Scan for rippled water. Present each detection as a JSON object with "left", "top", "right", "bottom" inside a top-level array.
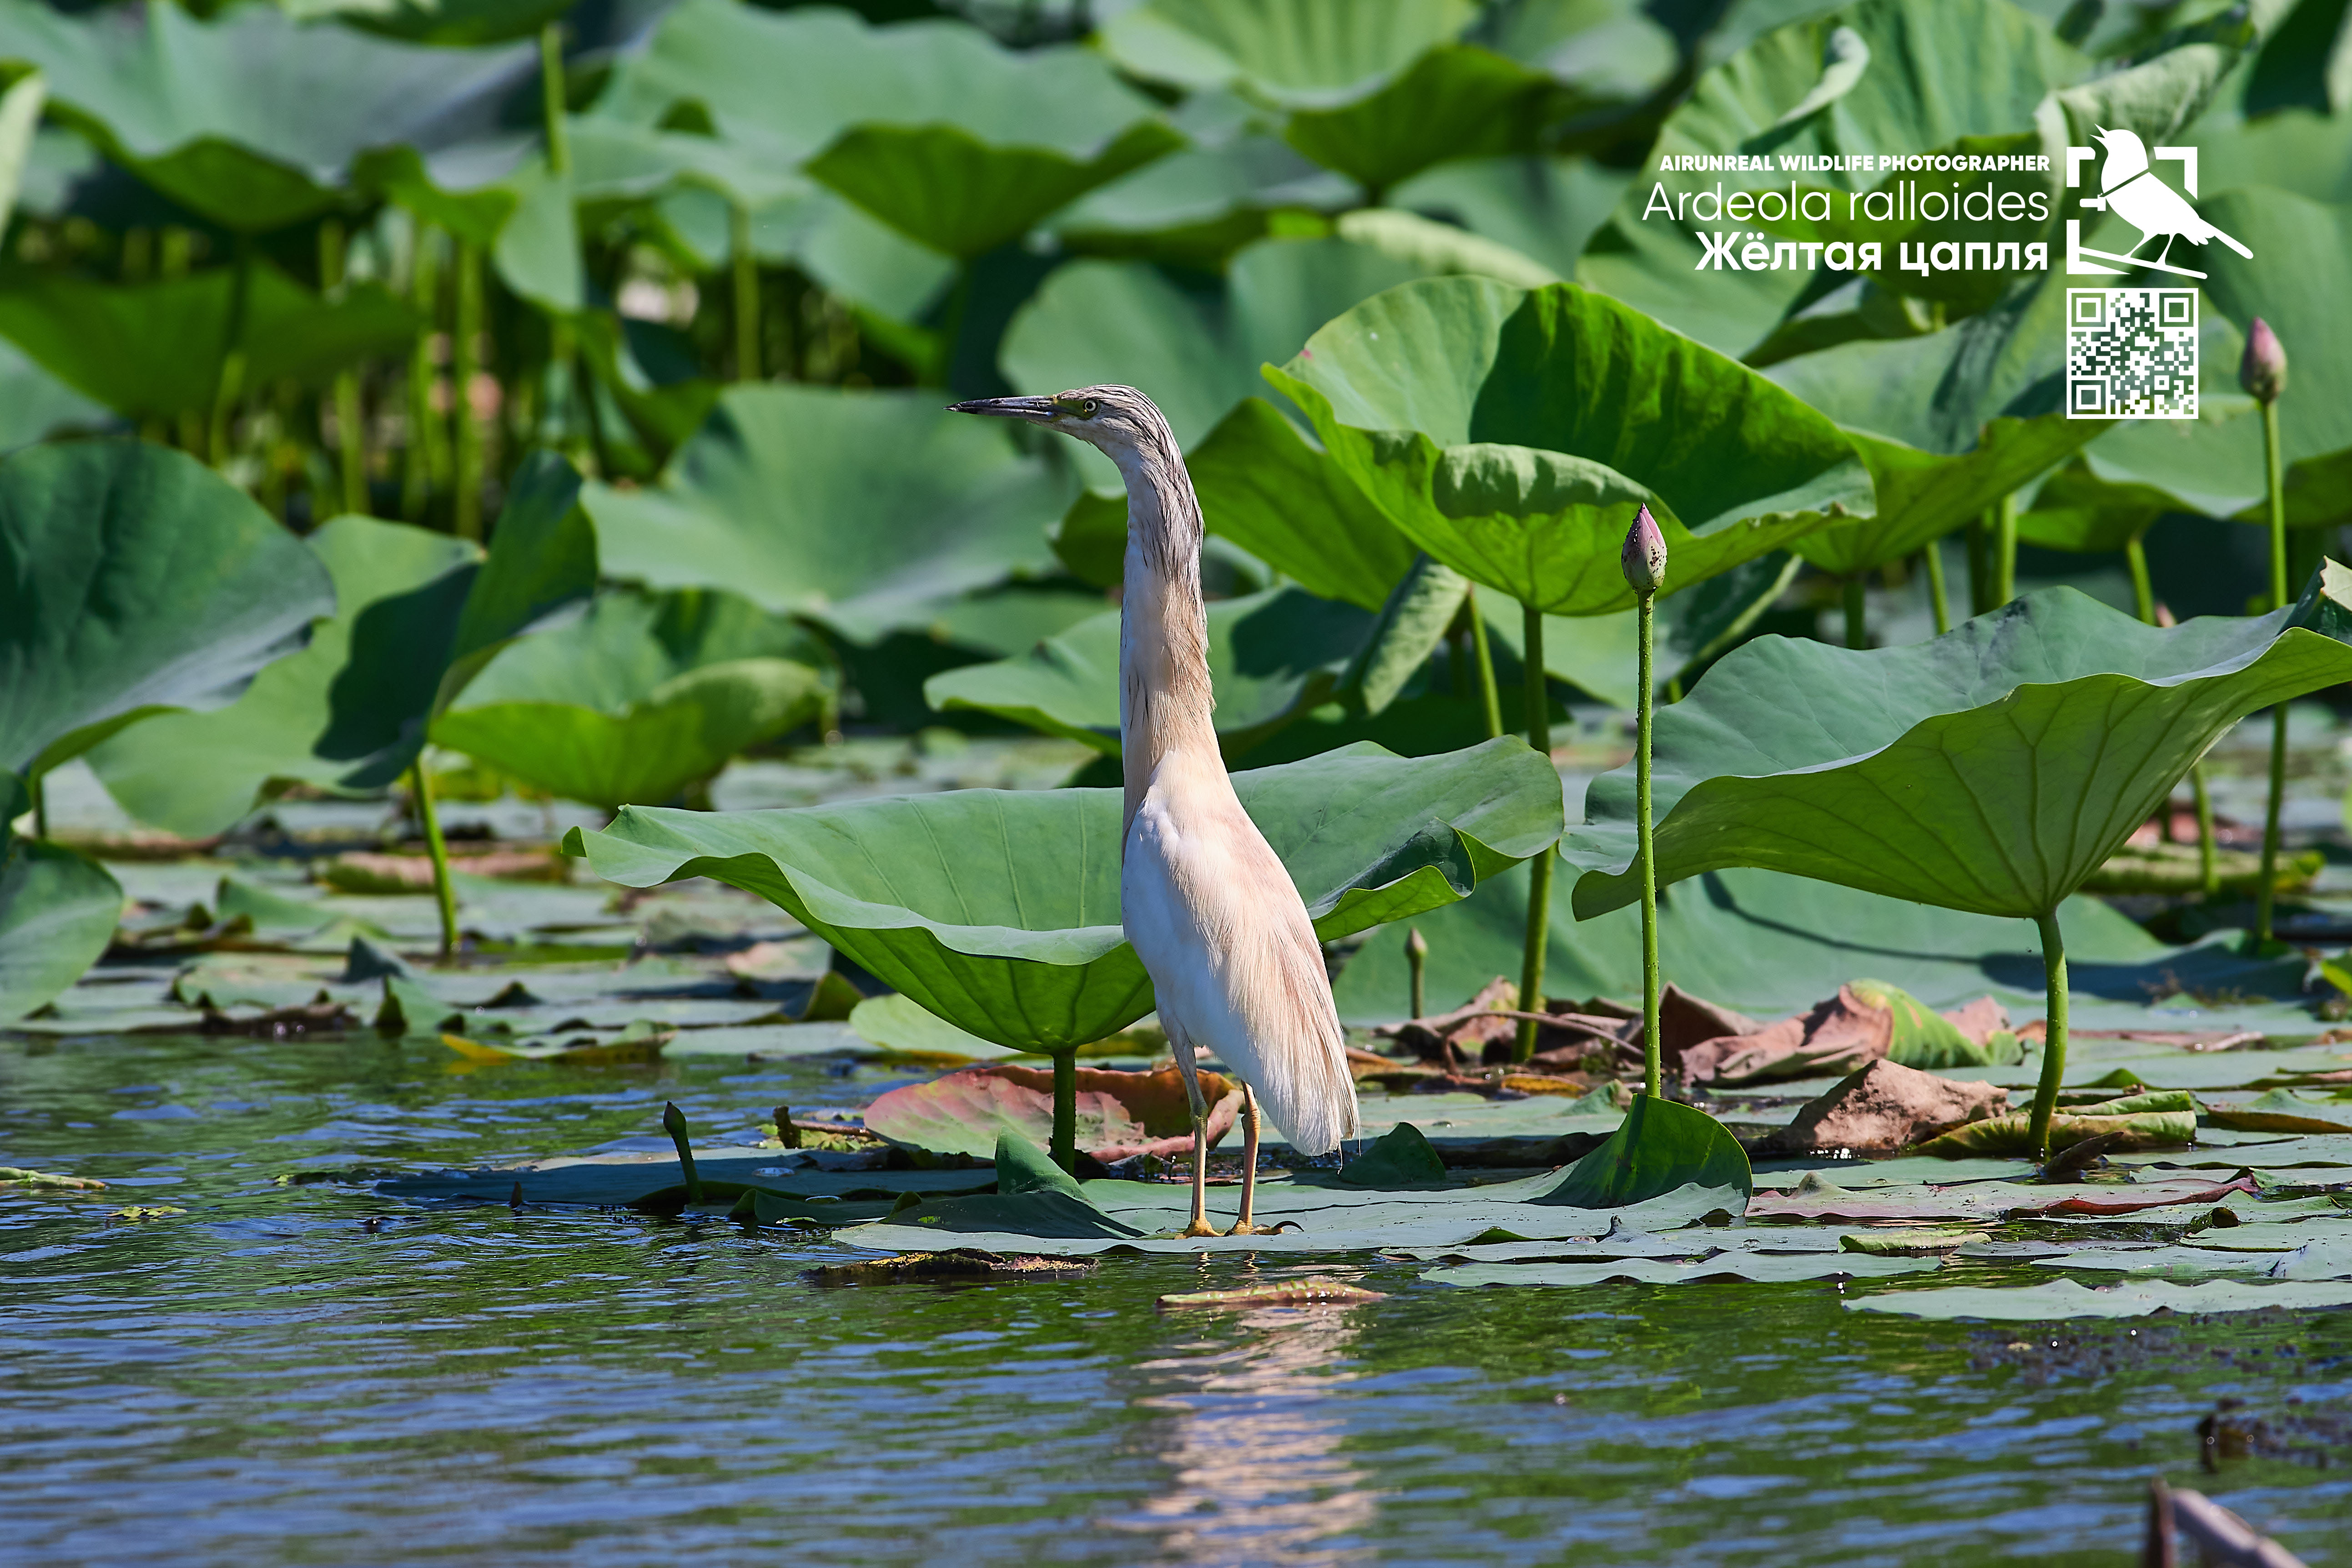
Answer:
[{"left": 6, "top": 1033, "right": 2349, "bottom": 1566}]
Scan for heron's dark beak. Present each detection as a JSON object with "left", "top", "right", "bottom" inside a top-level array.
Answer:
[{"left": 947, "top": 396, "right": 1056, "bottom": 422}]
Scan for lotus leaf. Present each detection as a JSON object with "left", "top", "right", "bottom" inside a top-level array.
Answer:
[
  {"left": 85, "top": 516, "right": 473, "bottom": 836},
  {"left": 1045, "top": 135, "right": 1355, "bottom": 265},
  {"left": 283, "top": 0, "right": 574, "bottom": 47},
  {"left": 590, "top": 0, "right": 1180, "bottom": 258},
  {"left": 1498, "top": 552, "right": 1799, "bottom": 709},
  {"left": 1541, "top": 1094, "right": 1754, "bottom": 1209},
  {"left": 2015, "top": 457, "right": 2180, "bottom": 556},
  {"left": 1425, "top": 1252, "right": 1934, "bottom": 1287},
  {"left": 1565, "top": 575, "right": 2352, "bottom": 921},
  {"left": 924, "top": 585, "right": 1374, "bottom": 755},
  {"left": 433, "top": 588, "right": 828, "bottom": 809},
  {"left": 1266, "top": 277, "right": 1874, "bottom": 615},
  {"left": 583, "top": 385, "right": 1070, "bottom": 643},
  {"left": 564, "top": 738, "right": 1563, "bottom": 1051},
  {"left": 1848, "top": 1277, "right": 2352, "bottom": 1320},
  {"left": 864, "top": 1064, "right": 1240, "bottom": 1162},
  {"left": 0, "top": 262, "right": 421, "bottom": 421},
  {"left": 0, "top": 0, "right": 538, "bottom": 230},
  {"left": 0, "top": 839, "right": 121, "bottom": 1024},
  {"left": 1337, "top": 1122, "right": 1449, "bottom": 1186},
  {"left": 0, "top": 442, "right": 334, "bottom": 784},
  {"left": 1098, "top": 0, "right": 1479, "bottom": 106},
  {"left": 0, "top": 339, "right": 107, "bottom": 452},
  {"left": 1001, "top": 235, "right": 1440, "bottom": 457},
  {"left": 1390, "top": 153, "right": 1631, "bottom": 282}
]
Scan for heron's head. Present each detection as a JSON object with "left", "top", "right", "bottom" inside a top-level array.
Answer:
[{"left": 947, "top": 384, "right": 1171, "bottom": 463}]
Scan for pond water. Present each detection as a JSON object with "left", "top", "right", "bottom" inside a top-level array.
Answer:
[{"left": 7, "top": 1034, "right": 2348, "bottom": 1567}]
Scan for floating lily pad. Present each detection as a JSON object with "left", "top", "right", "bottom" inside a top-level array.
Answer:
[
  {"left": 1424, "top": 1250, "right": 1938, "bottom": 1287},
  {"left": 1848, "top": 1276, "right": 2352, "bottom": 1320}
]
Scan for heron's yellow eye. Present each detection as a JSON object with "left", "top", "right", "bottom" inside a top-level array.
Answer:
[{"left": 1082, "top": 398, "right": 1100, "bottom": 418}]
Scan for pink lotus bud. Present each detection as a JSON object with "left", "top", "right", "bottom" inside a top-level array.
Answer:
[
  {"left": 1621, "top": 504, "right": 1667, "bottom": 594},
  {"left": 2240, "top": 317, "right": 2287, "bottom": 404}
]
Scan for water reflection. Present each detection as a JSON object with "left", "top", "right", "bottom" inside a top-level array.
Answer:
[{"left": 1118, "top": 1299, "right": 1378, "bottom": 1565}]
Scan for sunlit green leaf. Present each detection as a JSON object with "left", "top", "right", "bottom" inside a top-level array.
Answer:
[{"left": 0, "top": 839, "right": 120, "bottom": 1025}]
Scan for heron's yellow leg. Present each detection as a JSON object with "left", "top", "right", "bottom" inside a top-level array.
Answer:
[
  {"left": 1179, "top": 1112, "right": 1218, "bottom": 1238},
  {"left": 1225, "top": 1084, "right": 1264, "bottom": 1236}
]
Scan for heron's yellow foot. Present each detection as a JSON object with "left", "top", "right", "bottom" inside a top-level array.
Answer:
[
  {"left": 1222, "top": 1220, "right": 1265, "bottom": 1236},
  {"left": 1178, "top": 1219, "right": 1220, "bottom": 1239}
]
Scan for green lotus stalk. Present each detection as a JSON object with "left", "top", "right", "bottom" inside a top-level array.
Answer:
[
  {"left": 2246, "top": 317, "right": 2289, "bottom": 943},
  {"left": 409, "top": 760, "right": 458, "bottom": 959},
  {"left": 1622, "top": 505, "right": 1667, "bottom": 1096},
  {"left": 320, "top": 220, "right": 367, "bottom": 517},
  {"left": 1922, "top": 541, "right": 1950, "bottom": 635},
  {"left": 1967, "top": 517, "right": 1992, "bottom": 615},
  {"left": 661, "top": 1101, "right": 703, "bottom": 1204},
  {"left": 1994, "top": 492, "right": 2018, "bottom": 605},
  {"left": 1405, "top": 927, "right": 1427, "bottom": 1021},
  {"left": 208, "top": 233, "right": 254, "bottom": 469},
  {"left": 404, "top": 222, "right": 443, "bottom": 524},
  {"left": 731, "top": 197, "right": 759, "bottom": 383},
  {"left": 1513, "top": 605, "right": 1551, "bottom": 1063},
  {"left": 539, "top": 23, "right": 570, "bottom": 174},
  {"left": 2025, "top": 909, "right": 2068, "bottom": 1157},
  {"left": 453, "top": 240, "right": 485, "bottom": 541},
  {"left": 1842, "top": 576, "right": 1866, "bottom": 649},
  {"left": 1049, "top": 1049, "right": 1077, "bottom": 1172},
  {"left": 1464, "top": 584, "right": 1501, "bottom": 739},
  {"left": 2125, "top": 533, "right": 2156, "bottom": 625},
  {"left": 28, "top": 771, "right": 45, "bottom": 842}
]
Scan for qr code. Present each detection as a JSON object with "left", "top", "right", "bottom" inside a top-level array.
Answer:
[{"left": 2066, "top": 288, "right": 2197, "bottom": 419}]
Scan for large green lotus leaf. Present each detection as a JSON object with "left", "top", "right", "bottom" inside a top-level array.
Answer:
[
  {"left": 433, "top": 586, "right": 828, "bottom": 808},
  {"left": 589, "top": 0, "right": 1180, "bottom": 259},
  {"left": 1098, "top": 0, "right": 1478, "bottom": 106},
  {"left": 1848, "top": 1277, "right": 2352, "bottom": 1320},
  {"left": 0, "top": 0, "right": 537, "bottom": 230},
  {"left": 566, "top": 118, "right": 807, "bottom": 212},
  {"left": 0, "top": 839, "right": 121, "bottom": 1025},
  {"left": 564, "top": 739, "right": 1563, "bottom": 1049},
  {"left": 1565, "top": 573, "right": 2352, "bottom": 920},
  {"left": 84, "top": 516, "right": 475, "bottom": 837},
  {"left": 1576, "top": 0, "right": 2085, "bottom": 357},
  {"left": 583, "top": 385, "right": 1071, "bottom": 643},
  {"left": 1542, "top": 1094, "right": 1755, "bottom": 1209},
  {"left": 1001, "top": 234, "right": 1451, "bottom": 454},
  {"left": 1390, "top": 153, "right": 1632, "bottom": 282},
  {"left": 1045, "top": 134, "right": 1356, "bottom": 265},
  {"left": 280, "top": 0, "right": 573, "bottom": 46},
  {"left": 434, "top": 661, "right": 825, "bottom": 810},
  {"left": 923, "top": 584, "right": 1375, "bottom": 754},
  {"left": 1266, "top": 277, "right": 1874, "bottom": 614},
  {"left": 0, "top": 442, "right": 334, "bottom": 781},
  {"left": 1181, "top": 399, "right": 1419, "bottom": 609},
  {"left": 1281, "top": 44, "right": 1569, "bottom": 192},
  {"left": 0, "top": 262, "right": 420, "bottom": 421}
]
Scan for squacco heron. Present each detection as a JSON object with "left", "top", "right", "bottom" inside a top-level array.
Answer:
[{"left": 950, "top": 384, "right": 1360, "bottom": 1235}]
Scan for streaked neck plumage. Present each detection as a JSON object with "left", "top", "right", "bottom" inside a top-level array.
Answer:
[{"left": 1113, "top": 424, "right": 1218, "bottom": 838}]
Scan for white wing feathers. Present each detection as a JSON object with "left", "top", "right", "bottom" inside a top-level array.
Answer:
[{"left": 1122, "top": 761, "right": 1359, "bottom": 1156}]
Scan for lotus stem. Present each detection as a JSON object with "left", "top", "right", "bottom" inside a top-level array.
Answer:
[
  {"left": 320, "top": 220, "right": 367, "bottom": 517},
  {"left": 1405, "top": 927, "right": 1427, "bottom": 1021},
  {"left": 1967, "top": 515, "right": 1991, "bottom": 616},
  {"left": 2125, "top": 533, "right": 2155, "bottom": 625},
  {"left": 1664, "top": 675, "right": 1683, "bottom": 704},
  {"left": 29, "top": 771, "right": 45, "bottom": 841},
  {"left": 1842, "top": 576, "right": 1866, "bottom": 649},
  {"left": 2027, "top": 908, "right": 2068, "bottom": 1159},
  {"left": 1464, "top": 583, "right": 1501, "bottom": 739},
  {"left": 2193, "top": 766, "right": 2219, "bottom": 896},
  {"left": 1635, "top": 589, "right": 1662, "bottom": 1098},
  {"left": 662, "top": 1101, "right": 702, "bottom": 1204},
  {"left": 2256, "top": 396, "right": 2287, "bottom": 944},
  {"left": 731, "top": 197, "right": 759, "bottom": 383},
  {"left": 453, "top": 240, "right": 485, "bottom": 540},
  {"left": 1514, "top": 603, "right": 1551, "bottom": 1063},
  {"left": 410, "top": 760, "right": 458, "bottom": 960},
  {"left": 1923, "top": 540, "right": 1950, "bottom": 635},
  {"left": 1049, "top": 1047, "right": 1077, "bottom": 1173},
  {"left": 1994, "top": 492, "right": 2018, "bottom": 605},
  {"left": 539, "top": 22, "right": 570, "bottom": 176},
  {"left": 208, "top": 232, "right": 254, "bottom": 469},
  {"left": 404, "top": 221, "right": 443, "bottom": 523}
]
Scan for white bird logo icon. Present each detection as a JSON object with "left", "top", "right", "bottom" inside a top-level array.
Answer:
[{"left": 2080, "top": 127, "right": 2251, "bottom": 277}]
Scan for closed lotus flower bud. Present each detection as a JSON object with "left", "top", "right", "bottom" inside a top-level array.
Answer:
[
  {"left": 2240, "top": 317, "right": 2287, "bottom": 405},
  {"left": 1621, "top": 504, "right": 1667, "bottom": 594}
]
